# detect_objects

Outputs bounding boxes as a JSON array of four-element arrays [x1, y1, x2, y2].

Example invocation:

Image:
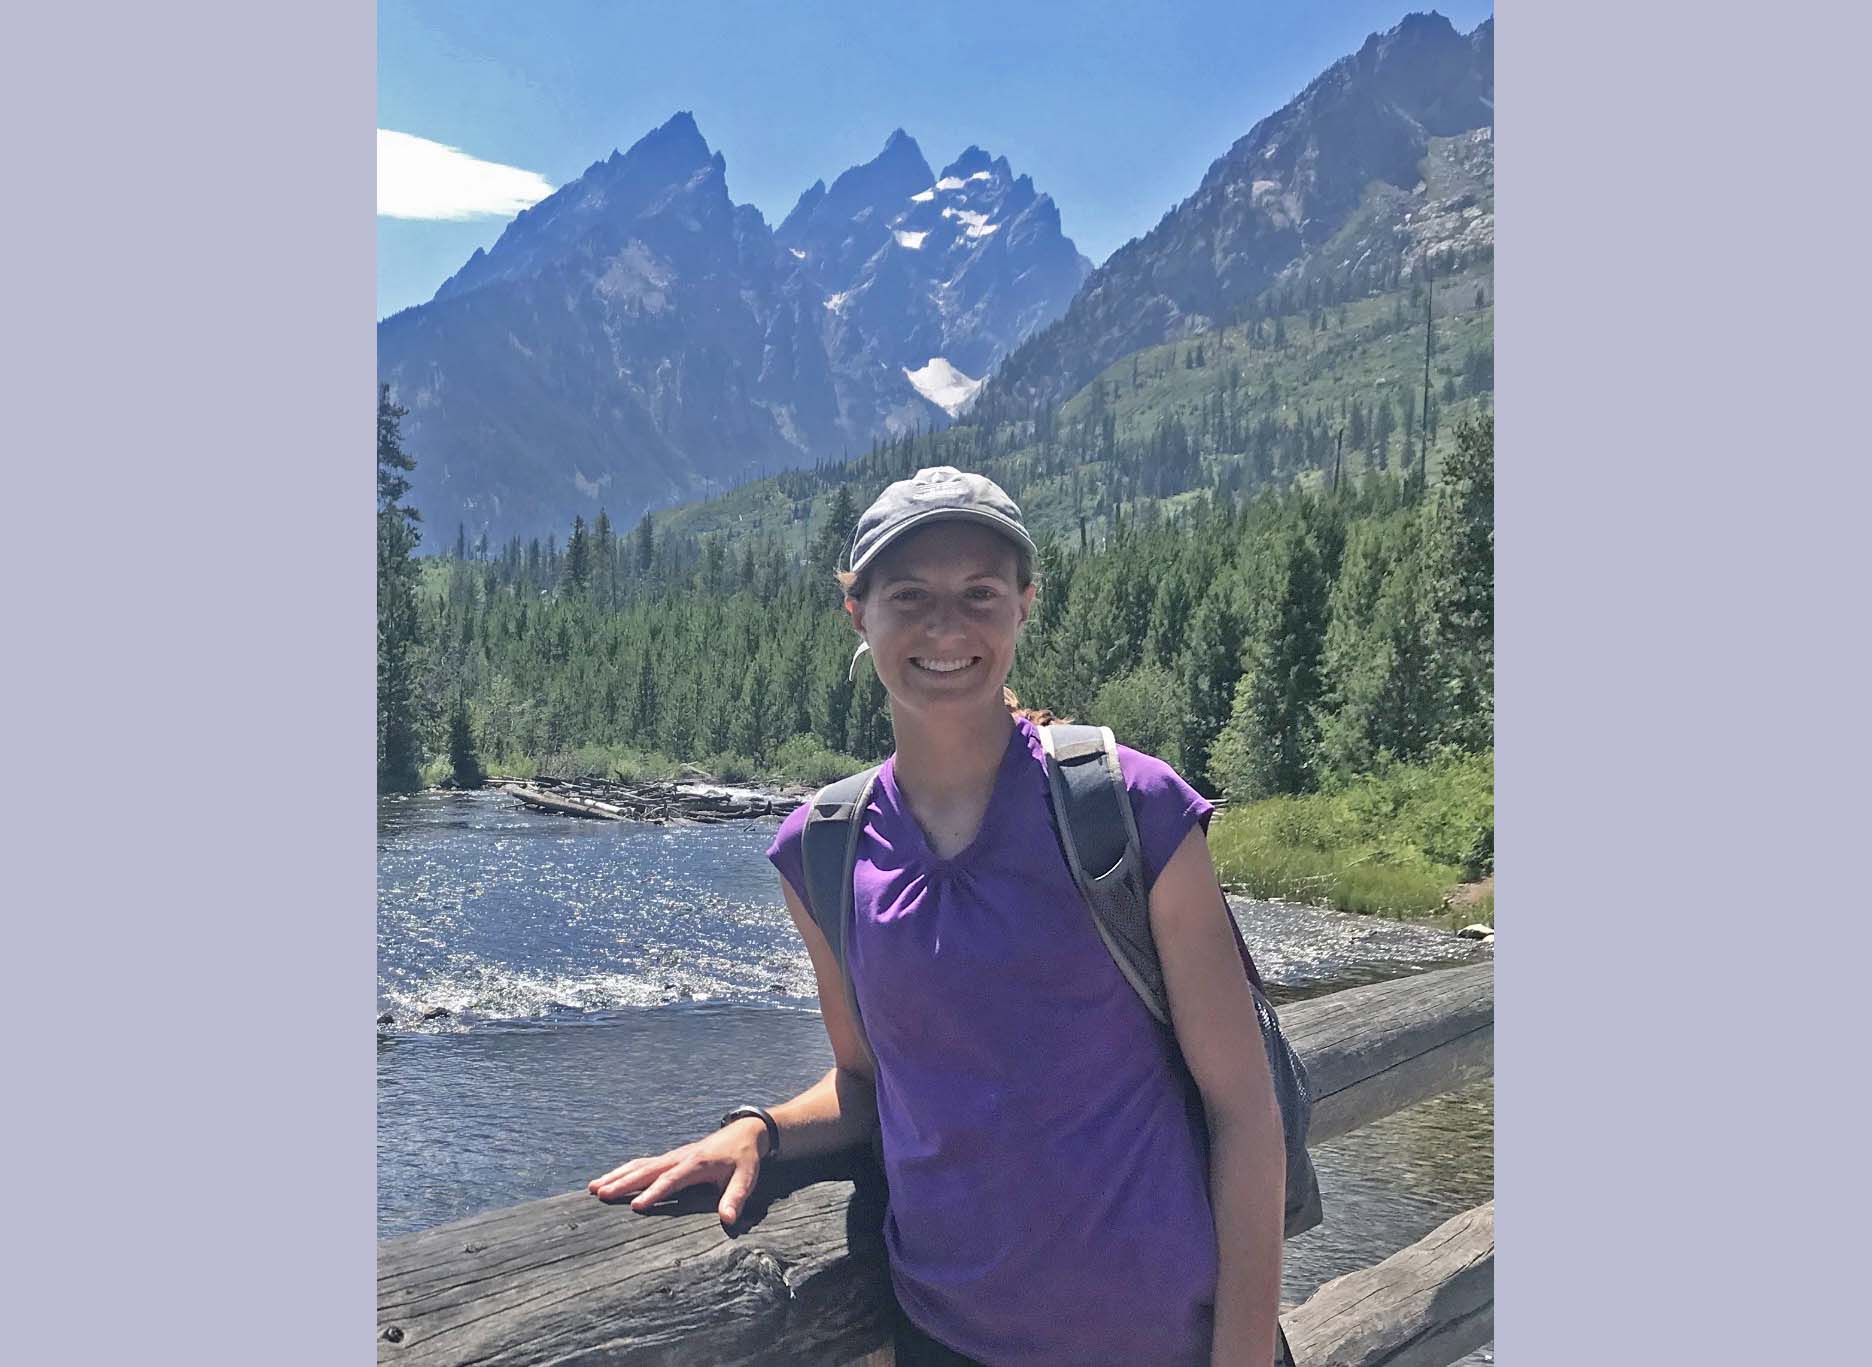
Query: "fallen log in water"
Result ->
[[498, 774, 804, 824], [503, 784, 634, 822], [1283, 1201, 1494, 1367], [378, 962, 1492, 1366]]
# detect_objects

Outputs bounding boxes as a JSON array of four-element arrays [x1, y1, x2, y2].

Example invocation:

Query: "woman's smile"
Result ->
[[909, 656, 982, 675]]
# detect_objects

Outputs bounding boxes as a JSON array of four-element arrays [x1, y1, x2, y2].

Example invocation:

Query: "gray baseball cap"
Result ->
[[846, 465, 1038, 578]]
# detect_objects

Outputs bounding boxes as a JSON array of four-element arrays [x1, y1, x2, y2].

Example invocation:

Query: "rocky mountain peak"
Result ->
[[779, 131, 935, 248], [611, 109, 715, 183], [993, 11, 1492, 407]]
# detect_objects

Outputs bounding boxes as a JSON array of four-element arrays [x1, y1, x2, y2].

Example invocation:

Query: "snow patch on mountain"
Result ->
[[902, 357, 982, 416], [935, 176, 965, 191], [910, 187, 936, 203], [894, 229, 929, 249]]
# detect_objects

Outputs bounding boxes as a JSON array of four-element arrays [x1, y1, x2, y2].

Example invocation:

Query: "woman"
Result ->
[[590, 467, 1288, 1366]]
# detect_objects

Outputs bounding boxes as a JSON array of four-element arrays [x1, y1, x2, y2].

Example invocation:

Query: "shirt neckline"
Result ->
[[881, 717, 1035, 870]]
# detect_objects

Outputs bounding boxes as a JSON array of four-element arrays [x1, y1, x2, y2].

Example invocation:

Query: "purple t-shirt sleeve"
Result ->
[[1115, 745, 1215, 891], [765, 800, 813, 909]]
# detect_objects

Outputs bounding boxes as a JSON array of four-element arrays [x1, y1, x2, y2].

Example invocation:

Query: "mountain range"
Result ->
[[378, 118, 1088, 547], [378, 10, 1492, 549]]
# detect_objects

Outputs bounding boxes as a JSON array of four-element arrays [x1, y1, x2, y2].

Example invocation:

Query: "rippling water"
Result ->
[[379, 790, 1494, 1362]]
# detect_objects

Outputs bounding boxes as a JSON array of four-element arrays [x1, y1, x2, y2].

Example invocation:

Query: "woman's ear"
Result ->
[[844, 595, 866, 637], [1017, 582, 1037, 629]]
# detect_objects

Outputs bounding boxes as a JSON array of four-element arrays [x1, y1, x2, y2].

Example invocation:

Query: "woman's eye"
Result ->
[[966, 587, 998, 601]]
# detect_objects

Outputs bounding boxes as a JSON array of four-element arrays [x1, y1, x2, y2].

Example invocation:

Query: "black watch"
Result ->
[[719, 1104, 779, 1159]]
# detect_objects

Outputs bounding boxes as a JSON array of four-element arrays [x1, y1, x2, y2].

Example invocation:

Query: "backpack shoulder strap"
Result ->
[[1039, 723, 1170, 1024], [800, 766, 882, 1062]]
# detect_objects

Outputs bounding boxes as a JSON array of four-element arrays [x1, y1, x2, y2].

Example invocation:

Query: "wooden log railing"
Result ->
[[378, 960, 1493, 1367], [1285, 1200, 1493, 1367]]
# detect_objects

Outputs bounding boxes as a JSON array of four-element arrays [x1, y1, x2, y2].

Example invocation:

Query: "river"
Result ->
[[379, 790, 1494, 1362]]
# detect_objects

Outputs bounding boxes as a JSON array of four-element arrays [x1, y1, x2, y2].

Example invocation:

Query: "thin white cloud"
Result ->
[[377, 129, 554, 220]]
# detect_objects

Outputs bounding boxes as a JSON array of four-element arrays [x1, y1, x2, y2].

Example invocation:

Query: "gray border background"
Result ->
[[8, 2, 1866, 1361], [10, 2, 374, 1362], [1501, 3, 1867, 1363]]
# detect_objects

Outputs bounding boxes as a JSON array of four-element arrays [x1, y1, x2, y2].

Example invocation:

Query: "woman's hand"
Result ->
[[587, 1116, 768, 1226]]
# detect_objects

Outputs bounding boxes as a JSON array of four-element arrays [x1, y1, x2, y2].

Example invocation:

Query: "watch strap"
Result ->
[[718, 1104, 779, 1159]]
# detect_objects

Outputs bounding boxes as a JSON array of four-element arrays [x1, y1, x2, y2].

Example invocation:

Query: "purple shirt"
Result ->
[[766, 717, 1219, 1365]]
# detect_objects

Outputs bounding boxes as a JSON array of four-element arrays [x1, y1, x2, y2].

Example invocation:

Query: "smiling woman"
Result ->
[[588, 467, 1292, 1367]]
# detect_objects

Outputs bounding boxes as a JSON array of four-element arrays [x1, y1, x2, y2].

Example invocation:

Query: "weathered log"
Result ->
[[1284, 962, 1494, 1145], [379, 1150, 891, 1367], [505, 785, 633, 822], [379, 964, 1491, 1365], [1283, 1201, 1493, 1367], [501, 776, 799, 824]]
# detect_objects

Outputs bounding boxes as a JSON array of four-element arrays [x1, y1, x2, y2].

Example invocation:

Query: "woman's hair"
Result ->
[[1002, 686, 1069, 726], [834, 543, 1065, 724]]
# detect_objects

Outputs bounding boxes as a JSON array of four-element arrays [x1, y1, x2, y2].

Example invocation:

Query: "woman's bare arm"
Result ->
[[587, 876, 877, 1226], [1151, 826, 1286, 1367]]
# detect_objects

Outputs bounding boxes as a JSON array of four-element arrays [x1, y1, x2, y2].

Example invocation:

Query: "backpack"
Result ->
[[800, 722, 1323, 1241]]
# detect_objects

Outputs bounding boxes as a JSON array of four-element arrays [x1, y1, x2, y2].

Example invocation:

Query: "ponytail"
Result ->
[[1003, 685, 1069, 727]]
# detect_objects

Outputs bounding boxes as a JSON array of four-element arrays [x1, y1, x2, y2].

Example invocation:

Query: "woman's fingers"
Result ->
[[590, 1135, 756, 1213], [718, 1157, 757, 1226], [627, 1158, 711, 1212], [588, 1153, 667, 1200]]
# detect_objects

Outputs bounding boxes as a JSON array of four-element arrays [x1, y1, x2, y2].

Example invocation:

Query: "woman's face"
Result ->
[[848, 521, 1036, 719]]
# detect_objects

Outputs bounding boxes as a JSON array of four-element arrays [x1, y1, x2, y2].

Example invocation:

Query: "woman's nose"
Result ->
[[924, 596, 968, 639]]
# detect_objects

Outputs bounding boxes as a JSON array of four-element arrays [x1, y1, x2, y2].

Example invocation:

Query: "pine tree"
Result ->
[[811, 485, 860, 574], [630, 649, 658, 741], [635, 512, 655, 576], [593, 510, 614, 608], [563, 516, 591, 594], [1420, 417, 1495, 751], [447, 696, 486, 788], [1177, 582, 1246, 794], [701, 536, 727, 595], [1372, 399, 1394, 472], [1315, 517, 1439, 774], [377, 384, 424, 793], [1208, 514, 1330, 797]]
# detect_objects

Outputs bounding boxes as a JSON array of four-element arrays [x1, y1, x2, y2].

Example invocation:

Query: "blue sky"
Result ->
[[378, 1, 1494, 320]]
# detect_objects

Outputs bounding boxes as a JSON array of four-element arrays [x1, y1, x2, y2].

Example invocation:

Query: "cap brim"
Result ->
[[849, 506, 1039, 578]]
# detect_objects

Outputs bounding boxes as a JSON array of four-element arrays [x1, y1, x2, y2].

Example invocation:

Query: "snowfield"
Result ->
[[902, 356, 983, 417]]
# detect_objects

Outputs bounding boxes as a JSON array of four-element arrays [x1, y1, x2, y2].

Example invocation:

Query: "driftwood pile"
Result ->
[[488, 773, 804, 825]]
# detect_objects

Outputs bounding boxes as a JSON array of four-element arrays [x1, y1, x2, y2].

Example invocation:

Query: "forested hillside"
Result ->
[[379, 375, 1491, 809]]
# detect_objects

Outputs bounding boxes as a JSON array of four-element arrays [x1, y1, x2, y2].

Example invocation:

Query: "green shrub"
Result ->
[[482, 752, 539, 780], [704, 751, 759, 784], [1208, 749, 1492, 918], [771, 734, 867, 788]]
